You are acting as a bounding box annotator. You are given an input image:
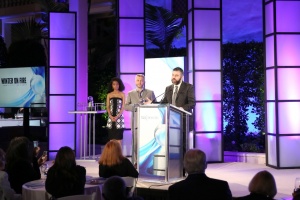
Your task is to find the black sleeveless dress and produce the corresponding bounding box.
[106,97,124,140]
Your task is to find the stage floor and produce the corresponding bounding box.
[76,159,298,199]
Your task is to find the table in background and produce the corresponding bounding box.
[68,110,105,159]
[22,178,104,200]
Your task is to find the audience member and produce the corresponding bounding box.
[293,186,300,200]
[234,170,277,200]
[0,148,21,200]
[99,140,138,178]
[102,176,143,200]
[5,137,41,194]
[45,146,86,199]
[168,149,232,200]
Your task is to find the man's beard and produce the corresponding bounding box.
[172,78,181,85]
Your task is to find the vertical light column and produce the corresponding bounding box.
[117,0,145,156]
[48,12,77,160]
[264,0,300,168]
[187,0,222,162]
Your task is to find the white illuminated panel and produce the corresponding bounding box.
[194,41,220,70]
[266,36,274,68]
[195,133,222,162]
[276,1,300,33]
[278,68,300,100]
[279,136,300,167]
[50,40,75,67]
[267,135,277,166]
[119,19,144,45]
[265,2,274,35]
[50,68,75,94]
[195,72,221,101]
[195,102,221,132]
[194,0,220,8]
[194,10,220,39]
[49,96,75,122]
[49,124,75,150]
[266,69,275,100]
[278,102,300,134]
[120,47,144,73]
[267,102,276,134]
[49,13,75,38]
[277,35,300,66]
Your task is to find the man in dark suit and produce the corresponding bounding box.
[161,67,195,112]
[168,149,232,200]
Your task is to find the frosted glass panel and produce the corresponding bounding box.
[188,12,192,40]
[49,124,75,150]
[279,136,300,167]
[276,2,300,32]
[50,40,75,66]
[266,69,275,100]
[194,10,220,39]
[49,13,75,39]
[188,72,193,85]
[195,102,221,132]
[195,133,222,162]
[266,36,274,67]
[120,19,144,45]
[278,102,300,134]
[50,68,75,94]
[267,102,276,134]
[119,0,143,17]
[267,135,277,166]
[49,96,75,122]
[194,41,220,70]
[277,35,300,66]
[120,47,144,73]
[188,0,192,9]
[265,2,274,35]
[195,72,221,101]
[278,68,300,100]
[188,42,193,70]
[194,0,220,8]
[122,129,132,157]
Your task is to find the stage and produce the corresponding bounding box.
[75,159,298,200]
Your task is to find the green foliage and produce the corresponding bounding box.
[145,3,185,57]
[223,41,265,152]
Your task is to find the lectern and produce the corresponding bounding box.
[133,104,191,182]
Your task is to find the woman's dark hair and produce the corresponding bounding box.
[108,77,125,93]
[53,146,76,170]
[6,137,31,169]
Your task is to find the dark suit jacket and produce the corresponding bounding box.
[161,81,195,112]
[168,173,232,200]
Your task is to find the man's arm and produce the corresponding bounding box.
[182,84,195,112]
[124,92,133,111]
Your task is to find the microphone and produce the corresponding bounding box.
[151,92,165,104]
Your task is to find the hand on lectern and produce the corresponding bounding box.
[144,97,152,105]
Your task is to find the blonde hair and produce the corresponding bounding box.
[135,74,144,79]
[99,140,125,166]
[248,170,277,198]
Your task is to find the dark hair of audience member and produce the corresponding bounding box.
[99,139,125,166]
[183,149,207,174]
[0,148,5,170]
[102,176,127,200]
[5,137,32,169]
[248,170,277,198]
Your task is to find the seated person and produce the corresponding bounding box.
[168,149,232,200]
[0,148,21,200]
[234,170,277,200]
[99,140,138,178]
[5,137,43,194]
[102,176,143,200]
[45,146,86,199]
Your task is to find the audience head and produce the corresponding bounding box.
[102,176,127,200]
[248,170,277,198]
[108,77,125,93]
[6,136,31,168]
[53,146,76,169]
[99,139,124,166]
[0,148,5,170]
[184,149,207,174]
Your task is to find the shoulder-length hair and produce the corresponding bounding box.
[99,140,125,166]
[53,146,76,169]
[248,170,277,198]
[6,136,31,168]
[108,77,125,93]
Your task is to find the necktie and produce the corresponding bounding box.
[172,86,178,106]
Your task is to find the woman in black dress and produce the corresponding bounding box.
[106,77,125,144]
